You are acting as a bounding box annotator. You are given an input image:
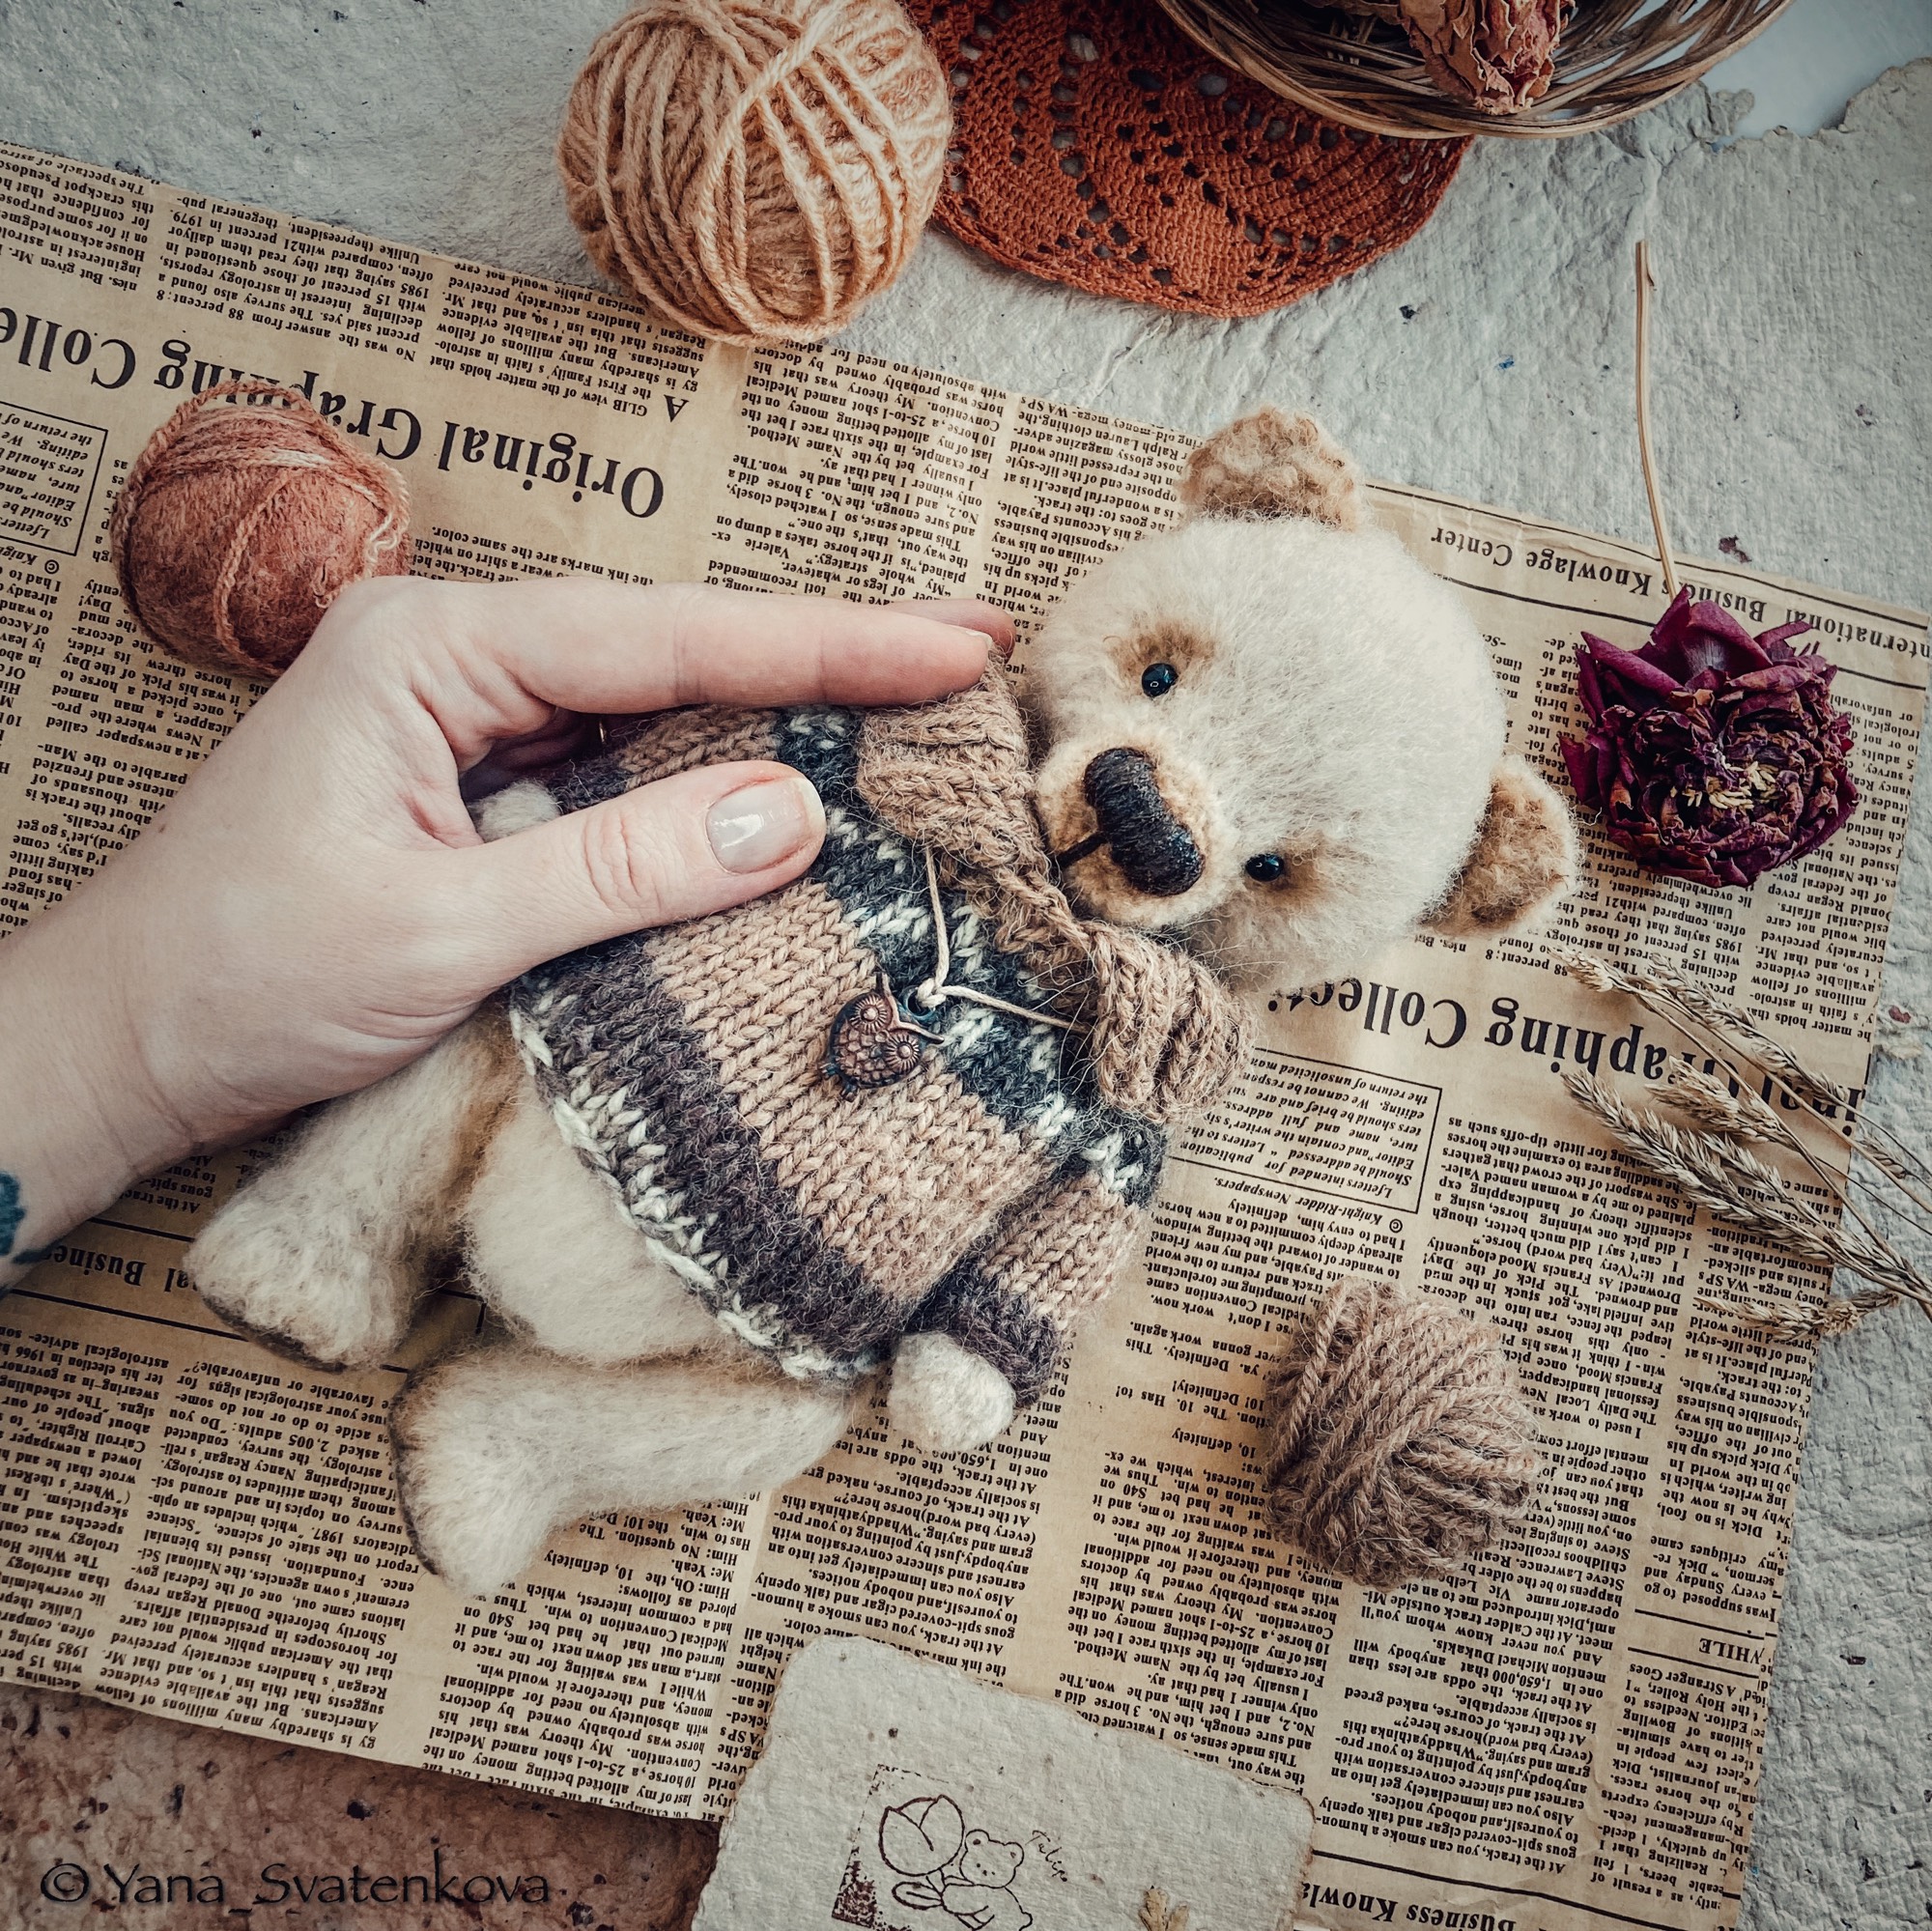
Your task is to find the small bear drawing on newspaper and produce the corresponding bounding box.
[878,1795,1034,1931]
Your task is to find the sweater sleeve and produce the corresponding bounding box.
[912,1158,1151,1407]
[471,706,786,838]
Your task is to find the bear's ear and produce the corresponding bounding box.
[1178,407,1364,531]
[1426,755,1578,938]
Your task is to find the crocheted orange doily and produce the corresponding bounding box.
[909,0,1469,318]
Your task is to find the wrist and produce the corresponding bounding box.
[0,894,193,1283]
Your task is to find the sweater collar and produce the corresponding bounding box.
[853,667,1249,1124]
[854,665,1047,884]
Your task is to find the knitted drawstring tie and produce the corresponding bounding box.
[907,843,1081,1034]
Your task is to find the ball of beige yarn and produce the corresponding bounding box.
[557,0,950,344]
[1263,1275,1539,1591]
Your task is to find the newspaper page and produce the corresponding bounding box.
[2,142,1925,1931]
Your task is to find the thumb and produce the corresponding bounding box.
[446,760,825,988]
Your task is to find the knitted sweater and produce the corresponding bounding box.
[503,671,1246,1406]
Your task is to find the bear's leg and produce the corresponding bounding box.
[187,1017,515,1370]
[391,1343,859,1597]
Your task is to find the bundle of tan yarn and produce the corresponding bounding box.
[111,380,411,679]
[1264,1275,1539,1590]
[557,0,951,344]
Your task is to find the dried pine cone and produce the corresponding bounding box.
[1559,589,1859,889]
[1332,0,1574,116]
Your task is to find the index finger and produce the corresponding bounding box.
[324,578,1000,752]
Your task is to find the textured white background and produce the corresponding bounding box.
[0,3,1926,1924]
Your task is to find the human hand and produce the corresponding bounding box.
[0,579,1009,1274]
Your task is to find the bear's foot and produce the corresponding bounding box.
[390,1342,861,1596]
[390,1346,571,1597]
[188,1191,421,1372]
[185,1018,515,1370]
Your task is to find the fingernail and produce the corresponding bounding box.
[707,776,824,873]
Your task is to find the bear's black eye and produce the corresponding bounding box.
[1246,853,1286,883]
[1141,662,1178,697]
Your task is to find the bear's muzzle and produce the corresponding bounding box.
[1079,748,1205,896]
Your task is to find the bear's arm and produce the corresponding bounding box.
[911,1164,1148,1410]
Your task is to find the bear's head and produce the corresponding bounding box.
[953,1831,1024,1887]
[1026,409,1577,989]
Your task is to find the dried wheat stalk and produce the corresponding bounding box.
[1551,945,1932,1197]
[1659,1065,1932,1239]
[1553,948,1846,1106]
[1854,1135,1932,1216]
[1554,950,1932,1340]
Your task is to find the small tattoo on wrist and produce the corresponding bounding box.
[0,1172,23,1259]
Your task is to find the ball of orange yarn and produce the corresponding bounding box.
[111,380,412,679]
[557,0,950,344]
[1264,1276,1539,1590]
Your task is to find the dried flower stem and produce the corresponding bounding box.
[1634,241,1679,599]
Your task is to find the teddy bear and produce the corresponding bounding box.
[185,408,1577,1598]
[937,1832,1031,1931]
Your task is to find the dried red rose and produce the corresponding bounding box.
[1559,588,1858,889]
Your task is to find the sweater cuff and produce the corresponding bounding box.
[911,1262,1065,1408]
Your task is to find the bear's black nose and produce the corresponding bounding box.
[1083,748,1204,896]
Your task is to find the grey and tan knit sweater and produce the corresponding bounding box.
[504,671,1246,1406]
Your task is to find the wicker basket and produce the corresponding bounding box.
[1151,0,1798,139]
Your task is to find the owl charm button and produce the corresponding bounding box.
[829,973,945,1091]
